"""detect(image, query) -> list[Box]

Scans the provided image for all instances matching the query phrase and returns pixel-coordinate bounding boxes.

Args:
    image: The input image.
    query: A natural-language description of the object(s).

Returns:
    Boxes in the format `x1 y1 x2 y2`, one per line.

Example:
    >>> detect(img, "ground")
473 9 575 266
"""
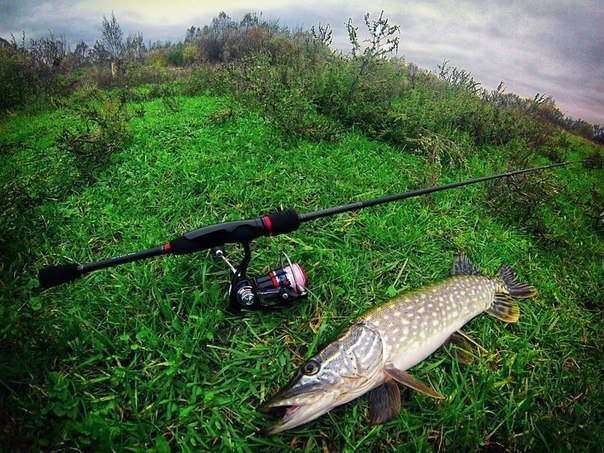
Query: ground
0 93 602 450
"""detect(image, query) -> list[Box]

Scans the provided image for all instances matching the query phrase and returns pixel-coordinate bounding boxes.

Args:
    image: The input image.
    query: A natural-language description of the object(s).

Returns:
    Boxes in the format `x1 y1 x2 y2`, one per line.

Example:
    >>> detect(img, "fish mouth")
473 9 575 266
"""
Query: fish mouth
259 403 301 429
260 400 330 435
259 388 335 435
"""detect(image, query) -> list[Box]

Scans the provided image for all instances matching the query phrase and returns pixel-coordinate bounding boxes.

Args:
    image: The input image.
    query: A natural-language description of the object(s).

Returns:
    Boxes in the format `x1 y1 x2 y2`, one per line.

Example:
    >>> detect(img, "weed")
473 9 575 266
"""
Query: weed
583 150 604 170
56 95 131 179
158 85 182 113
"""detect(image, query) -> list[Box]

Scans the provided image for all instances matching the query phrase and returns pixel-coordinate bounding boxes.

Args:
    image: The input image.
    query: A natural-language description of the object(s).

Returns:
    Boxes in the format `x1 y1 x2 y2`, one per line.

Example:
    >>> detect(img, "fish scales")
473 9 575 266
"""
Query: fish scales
261 255 537 434
361 275 501 370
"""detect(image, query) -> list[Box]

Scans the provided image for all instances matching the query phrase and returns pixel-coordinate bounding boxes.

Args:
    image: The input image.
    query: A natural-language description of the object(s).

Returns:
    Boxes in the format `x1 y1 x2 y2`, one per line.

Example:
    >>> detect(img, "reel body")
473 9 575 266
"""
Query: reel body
213 244 308 310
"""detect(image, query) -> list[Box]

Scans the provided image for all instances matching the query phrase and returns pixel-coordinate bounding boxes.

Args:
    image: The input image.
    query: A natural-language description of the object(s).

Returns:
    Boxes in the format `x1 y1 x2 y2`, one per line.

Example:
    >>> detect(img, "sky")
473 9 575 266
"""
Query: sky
1 0 603 125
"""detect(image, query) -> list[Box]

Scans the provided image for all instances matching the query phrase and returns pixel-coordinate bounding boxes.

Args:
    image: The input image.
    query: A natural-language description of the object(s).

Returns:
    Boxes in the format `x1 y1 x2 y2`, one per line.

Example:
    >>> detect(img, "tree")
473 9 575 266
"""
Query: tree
29 32 67 70
73 40 89 67
101 13 124 60
185 26 200 42
89 39 110 64
125 32 146 62
197 12 236 62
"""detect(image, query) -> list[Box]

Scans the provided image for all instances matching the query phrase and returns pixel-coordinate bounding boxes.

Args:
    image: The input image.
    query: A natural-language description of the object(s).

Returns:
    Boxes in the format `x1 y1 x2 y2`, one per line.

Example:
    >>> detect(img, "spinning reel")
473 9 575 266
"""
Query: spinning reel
213 243 308 310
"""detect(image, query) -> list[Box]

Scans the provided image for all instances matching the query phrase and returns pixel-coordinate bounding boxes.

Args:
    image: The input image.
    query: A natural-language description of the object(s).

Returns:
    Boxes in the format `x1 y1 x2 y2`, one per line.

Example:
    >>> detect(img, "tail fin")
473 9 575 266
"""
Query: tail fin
497 264 538 298
488 293 520 322
486 264 537 323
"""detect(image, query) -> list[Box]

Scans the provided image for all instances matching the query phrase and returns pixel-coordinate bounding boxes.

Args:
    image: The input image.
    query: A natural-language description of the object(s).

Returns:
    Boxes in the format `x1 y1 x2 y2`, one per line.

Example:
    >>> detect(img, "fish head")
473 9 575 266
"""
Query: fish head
260 323 384 434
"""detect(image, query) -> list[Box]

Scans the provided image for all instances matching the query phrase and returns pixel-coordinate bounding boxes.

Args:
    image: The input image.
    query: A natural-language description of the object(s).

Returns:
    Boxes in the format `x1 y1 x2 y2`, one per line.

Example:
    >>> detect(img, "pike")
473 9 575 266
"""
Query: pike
260 255 537 434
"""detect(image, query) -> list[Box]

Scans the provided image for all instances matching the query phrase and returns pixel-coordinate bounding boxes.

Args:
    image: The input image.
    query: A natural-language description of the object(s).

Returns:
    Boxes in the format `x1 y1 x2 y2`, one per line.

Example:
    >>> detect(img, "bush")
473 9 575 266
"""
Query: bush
56 94 131 179
123 63 171 85
147 49 167 67
0 44 36 109
166 47 184 66
183 44 201 65
182 64 226 96
304 14 413 144
226 52 338 141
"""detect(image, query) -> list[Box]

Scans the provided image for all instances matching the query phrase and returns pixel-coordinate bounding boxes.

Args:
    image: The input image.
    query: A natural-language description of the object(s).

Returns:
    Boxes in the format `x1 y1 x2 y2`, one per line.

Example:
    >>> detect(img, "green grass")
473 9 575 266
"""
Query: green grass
1 92 602 451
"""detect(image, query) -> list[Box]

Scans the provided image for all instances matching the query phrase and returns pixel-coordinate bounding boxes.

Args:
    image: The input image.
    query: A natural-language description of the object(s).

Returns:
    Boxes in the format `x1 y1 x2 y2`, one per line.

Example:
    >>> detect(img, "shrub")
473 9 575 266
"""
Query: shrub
226 52 338 141
147 49 167 67
56 94 131 179
0 42 37 109
183 44 201 65
123 63 171 85
182 64 226 96
166 47 184 66
309 13 410 143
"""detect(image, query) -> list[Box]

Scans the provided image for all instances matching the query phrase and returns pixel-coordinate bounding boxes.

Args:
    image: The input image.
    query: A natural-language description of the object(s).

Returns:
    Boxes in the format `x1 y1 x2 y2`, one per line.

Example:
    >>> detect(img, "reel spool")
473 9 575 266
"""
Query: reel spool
213 244 308 310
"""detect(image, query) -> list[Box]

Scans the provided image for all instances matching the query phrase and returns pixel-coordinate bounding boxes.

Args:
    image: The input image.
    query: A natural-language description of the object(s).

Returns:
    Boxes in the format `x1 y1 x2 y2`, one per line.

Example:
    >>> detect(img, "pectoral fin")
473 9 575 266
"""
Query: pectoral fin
444 329 488 365
445 331 476 365
367 378 401 425
383 363 445 399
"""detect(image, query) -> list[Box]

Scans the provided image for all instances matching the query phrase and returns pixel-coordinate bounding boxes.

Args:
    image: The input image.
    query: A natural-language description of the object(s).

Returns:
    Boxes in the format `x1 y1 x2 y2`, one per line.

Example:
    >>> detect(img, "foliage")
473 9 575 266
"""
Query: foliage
182 64 226 96
226 52 338 141
0 41 36 108
55 92 131 179
124 32 146 62
100 13 124 60
166 46 184 66
183 44 201 65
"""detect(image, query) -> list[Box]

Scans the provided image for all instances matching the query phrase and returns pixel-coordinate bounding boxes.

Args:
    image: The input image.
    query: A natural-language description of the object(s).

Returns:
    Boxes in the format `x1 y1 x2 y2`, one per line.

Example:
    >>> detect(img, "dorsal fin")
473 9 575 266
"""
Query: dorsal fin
452 254 481 276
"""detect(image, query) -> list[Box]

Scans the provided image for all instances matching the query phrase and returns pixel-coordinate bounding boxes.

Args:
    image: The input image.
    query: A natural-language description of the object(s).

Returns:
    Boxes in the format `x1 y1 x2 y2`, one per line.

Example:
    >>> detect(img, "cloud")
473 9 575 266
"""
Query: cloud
0 0 602 124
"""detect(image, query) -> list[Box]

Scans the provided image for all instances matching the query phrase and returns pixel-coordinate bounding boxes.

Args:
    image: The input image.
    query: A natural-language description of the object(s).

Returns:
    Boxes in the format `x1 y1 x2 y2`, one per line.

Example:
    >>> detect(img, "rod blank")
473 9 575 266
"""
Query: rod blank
298 161 578 222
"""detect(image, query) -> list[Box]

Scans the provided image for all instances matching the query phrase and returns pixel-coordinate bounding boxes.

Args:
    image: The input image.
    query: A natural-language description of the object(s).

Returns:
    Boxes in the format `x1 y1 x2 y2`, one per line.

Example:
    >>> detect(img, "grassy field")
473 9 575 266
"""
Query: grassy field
1 87 602 451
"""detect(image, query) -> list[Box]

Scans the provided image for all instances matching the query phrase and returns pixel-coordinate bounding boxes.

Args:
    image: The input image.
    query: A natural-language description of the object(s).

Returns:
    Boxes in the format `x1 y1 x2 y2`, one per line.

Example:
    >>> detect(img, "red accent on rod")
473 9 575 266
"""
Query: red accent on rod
163 243 171 252
263 216 273 235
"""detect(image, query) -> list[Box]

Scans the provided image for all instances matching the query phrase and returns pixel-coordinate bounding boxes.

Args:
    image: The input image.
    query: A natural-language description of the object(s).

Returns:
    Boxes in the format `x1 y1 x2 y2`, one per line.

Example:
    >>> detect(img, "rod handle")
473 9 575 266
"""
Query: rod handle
168 210 300 255
39 264 83 288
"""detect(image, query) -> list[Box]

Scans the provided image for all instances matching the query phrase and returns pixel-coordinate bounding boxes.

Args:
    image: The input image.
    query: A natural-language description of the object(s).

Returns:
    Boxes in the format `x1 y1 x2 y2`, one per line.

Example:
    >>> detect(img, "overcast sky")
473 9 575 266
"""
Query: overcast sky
1 0 602 125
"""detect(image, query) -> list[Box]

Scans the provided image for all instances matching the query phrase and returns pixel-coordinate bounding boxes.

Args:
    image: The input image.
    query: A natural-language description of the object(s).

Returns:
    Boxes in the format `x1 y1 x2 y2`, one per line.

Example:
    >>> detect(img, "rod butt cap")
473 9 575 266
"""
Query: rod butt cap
39 264 82 288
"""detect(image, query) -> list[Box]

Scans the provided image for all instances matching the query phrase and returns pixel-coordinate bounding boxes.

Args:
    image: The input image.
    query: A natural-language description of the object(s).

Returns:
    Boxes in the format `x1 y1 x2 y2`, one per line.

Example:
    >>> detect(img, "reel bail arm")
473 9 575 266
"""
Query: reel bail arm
212 243 308 311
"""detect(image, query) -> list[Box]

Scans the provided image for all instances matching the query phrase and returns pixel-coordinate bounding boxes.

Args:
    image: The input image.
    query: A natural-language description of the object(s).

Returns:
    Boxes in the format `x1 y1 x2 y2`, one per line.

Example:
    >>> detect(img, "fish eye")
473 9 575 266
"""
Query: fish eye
302 359 320 376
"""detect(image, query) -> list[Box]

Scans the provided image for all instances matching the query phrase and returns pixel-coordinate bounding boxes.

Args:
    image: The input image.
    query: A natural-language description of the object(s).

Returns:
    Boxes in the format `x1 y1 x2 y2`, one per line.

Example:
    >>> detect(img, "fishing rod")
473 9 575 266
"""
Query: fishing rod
39 160 579 310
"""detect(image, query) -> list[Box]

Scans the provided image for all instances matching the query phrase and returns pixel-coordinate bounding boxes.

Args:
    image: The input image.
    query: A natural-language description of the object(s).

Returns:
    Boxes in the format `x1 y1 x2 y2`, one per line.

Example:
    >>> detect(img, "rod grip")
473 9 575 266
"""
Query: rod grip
39 264 82 288
168 210 300 255
265 209 300 235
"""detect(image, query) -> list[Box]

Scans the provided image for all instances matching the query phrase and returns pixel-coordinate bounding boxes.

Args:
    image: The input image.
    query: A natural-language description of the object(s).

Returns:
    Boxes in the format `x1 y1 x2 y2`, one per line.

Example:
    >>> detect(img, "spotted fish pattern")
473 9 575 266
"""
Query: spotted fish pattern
261 255 537 434
362 274 505 372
